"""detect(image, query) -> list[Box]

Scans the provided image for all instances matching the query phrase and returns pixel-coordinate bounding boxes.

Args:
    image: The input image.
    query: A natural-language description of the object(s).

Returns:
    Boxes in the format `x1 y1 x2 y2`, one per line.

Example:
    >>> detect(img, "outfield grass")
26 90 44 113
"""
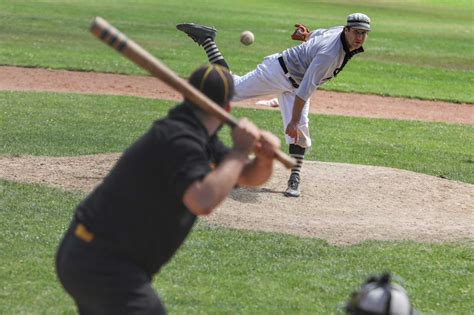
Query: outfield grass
0 0 473 103
2 91 473 184
1 1 473 314
1 180 472 314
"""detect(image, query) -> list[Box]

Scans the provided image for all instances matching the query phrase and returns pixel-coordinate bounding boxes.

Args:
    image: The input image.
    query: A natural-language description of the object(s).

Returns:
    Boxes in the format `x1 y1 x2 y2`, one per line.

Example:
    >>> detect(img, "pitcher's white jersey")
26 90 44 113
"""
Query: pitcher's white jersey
283 26 363 101
232 26 364 147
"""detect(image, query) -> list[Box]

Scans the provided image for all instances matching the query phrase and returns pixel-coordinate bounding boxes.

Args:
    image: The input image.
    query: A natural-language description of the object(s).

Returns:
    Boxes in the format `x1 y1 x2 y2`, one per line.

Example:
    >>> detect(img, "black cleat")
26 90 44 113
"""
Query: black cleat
176 23 217 46
284 174 301 197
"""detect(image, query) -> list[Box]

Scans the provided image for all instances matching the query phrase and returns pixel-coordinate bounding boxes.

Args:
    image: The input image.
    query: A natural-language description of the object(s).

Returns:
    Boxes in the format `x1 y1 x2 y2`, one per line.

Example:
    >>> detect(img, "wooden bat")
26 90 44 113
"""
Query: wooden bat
90 17 296 168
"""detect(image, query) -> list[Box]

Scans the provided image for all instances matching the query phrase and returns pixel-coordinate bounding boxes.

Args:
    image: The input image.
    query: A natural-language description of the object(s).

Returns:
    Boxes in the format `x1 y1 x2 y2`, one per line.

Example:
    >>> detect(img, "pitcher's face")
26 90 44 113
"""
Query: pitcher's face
345 27 368 51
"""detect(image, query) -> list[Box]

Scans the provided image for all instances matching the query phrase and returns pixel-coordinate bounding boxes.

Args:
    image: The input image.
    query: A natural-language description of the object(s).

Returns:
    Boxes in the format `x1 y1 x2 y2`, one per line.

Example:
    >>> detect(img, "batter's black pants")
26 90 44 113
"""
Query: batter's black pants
55 220 166 315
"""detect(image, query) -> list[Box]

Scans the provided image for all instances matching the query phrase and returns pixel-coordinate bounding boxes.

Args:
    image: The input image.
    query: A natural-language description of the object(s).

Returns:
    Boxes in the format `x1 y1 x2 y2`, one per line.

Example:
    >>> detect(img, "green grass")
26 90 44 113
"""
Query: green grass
1 1 473 313
2 91 473 183
0 0 473 102
1 180 472 314
315 116 473 183
0 91 173 156
0 181 83 315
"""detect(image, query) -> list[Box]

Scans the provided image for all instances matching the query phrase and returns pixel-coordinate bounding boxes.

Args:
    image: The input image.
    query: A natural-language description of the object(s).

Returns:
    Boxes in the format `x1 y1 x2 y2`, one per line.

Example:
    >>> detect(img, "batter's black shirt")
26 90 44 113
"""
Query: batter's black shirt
75 103 230 275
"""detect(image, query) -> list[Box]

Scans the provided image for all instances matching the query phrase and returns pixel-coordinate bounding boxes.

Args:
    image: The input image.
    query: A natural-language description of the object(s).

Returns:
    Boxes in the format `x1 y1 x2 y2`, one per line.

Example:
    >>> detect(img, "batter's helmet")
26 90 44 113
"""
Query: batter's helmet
187 64 234 107
338 273 419 315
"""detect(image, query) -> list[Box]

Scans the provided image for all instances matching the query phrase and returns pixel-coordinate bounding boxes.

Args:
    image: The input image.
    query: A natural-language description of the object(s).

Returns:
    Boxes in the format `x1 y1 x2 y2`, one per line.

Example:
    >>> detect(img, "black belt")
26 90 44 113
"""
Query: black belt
278 56 299 88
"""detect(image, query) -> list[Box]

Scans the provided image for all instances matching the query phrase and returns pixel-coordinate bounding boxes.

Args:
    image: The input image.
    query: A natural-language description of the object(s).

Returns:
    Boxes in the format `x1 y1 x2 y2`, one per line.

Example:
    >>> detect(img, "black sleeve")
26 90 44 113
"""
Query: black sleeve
167 135 212 201
208 135 231 165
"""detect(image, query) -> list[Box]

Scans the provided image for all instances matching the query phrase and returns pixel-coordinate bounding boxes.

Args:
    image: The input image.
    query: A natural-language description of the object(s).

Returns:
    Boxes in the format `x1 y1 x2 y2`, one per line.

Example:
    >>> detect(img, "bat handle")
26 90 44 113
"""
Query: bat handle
274 149 297 168
227 120 297 168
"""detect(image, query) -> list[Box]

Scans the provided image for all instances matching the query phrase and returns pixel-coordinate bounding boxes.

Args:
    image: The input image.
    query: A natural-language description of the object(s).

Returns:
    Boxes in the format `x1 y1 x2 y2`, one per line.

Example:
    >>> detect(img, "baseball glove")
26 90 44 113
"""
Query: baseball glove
291 23 310 41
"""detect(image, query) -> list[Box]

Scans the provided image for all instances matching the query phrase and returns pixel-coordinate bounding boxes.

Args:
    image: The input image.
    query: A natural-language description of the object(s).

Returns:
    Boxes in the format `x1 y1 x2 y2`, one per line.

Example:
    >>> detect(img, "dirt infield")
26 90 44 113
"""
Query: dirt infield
1 66 473 124
1 66 473 245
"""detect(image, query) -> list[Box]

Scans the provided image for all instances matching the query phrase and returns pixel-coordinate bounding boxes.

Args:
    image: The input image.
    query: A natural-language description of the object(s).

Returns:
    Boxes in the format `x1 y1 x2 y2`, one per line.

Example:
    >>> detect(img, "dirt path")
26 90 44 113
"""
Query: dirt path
1 66 473 245
1 66 472 124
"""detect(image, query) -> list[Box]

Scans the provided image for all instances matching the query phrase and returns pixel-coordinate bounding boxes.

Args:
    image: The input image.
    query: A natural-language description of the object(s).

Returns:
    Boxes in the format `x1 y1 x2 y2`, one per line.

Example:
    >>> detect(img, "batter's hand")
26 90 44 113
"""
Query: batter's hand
285 120 299 142
254 131 281 160
291 23 310 41
232 118 260 155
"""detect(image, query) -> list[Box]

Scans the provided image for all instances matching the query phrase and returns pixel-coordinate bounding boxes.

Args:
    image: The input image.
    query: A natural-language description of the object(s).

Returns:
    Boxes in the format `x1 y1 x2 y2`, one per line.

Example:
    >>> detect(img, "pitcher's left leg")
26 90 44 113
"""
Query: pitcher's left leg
176 23 229 69
278 92 311 197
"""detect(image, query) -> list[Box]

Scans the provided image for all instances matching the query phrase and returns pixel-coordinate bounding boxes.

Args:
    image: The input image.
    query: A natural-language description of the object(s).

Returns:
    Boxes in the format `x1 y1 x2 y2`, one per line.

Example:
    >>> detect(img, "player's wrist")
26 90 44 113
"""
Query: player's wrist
254 153 274 166
229 148 251 162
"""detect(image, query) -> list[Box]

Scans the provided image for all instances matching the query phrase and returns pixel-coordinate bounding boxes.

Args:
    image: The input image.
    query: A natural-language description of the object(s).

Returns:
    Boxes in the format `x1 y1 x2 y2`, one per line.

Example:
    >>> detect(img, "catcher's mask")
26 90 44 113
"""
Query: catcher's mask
338 273 419 315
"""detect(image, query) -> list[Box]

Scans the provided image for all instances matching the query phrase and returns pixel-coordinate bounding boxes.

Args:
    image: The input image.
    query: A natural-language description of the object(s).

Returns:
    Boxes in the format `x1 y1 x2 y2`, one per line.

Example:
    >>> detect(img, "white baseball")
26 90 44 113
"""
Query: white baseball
240 31 254 46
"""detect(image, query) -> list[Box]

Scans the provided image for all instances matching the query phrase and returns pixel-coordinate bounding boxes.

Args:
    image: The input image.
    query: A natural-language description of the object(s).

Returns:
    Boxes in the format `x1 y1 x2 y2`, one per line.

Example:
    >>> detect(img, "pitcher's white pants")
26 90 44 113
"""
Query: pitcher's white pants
231 53 311 148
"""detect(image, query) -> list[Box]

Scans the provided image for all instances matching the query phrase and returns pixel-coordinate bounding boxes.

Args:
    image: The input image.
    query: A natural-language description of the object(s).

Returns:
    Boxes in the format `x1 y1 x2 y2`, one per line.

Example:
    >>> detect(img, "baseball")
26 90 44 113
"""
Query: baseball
240 31 254 46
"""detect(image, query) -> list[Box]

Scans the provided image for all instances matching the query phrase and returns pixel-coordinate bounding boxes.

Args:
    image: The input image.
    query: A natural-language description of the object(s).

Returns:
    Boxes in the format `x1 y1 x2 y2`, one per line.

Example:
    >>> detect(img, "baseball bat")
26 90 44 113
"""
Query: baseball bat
90 17 296 169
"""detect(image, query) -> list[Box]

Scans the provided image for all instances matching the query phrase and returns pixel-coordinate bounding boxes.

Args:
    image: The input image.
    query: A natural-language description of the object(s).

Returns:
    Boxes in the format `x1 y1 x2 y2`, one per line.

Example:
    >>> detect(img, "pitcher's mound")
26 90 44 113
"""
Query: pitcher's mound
211 162 473 244
0 154 472 244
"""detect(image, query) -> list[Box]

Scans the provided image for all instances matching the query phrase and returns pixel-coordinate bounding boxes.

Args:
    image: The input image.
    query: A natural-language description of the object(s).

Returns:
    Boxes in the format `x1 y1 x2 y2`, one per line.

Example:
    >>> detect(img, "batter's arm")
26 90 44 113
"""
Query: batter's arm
183 118 264 215
183 150 250 215
238 131 280 187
